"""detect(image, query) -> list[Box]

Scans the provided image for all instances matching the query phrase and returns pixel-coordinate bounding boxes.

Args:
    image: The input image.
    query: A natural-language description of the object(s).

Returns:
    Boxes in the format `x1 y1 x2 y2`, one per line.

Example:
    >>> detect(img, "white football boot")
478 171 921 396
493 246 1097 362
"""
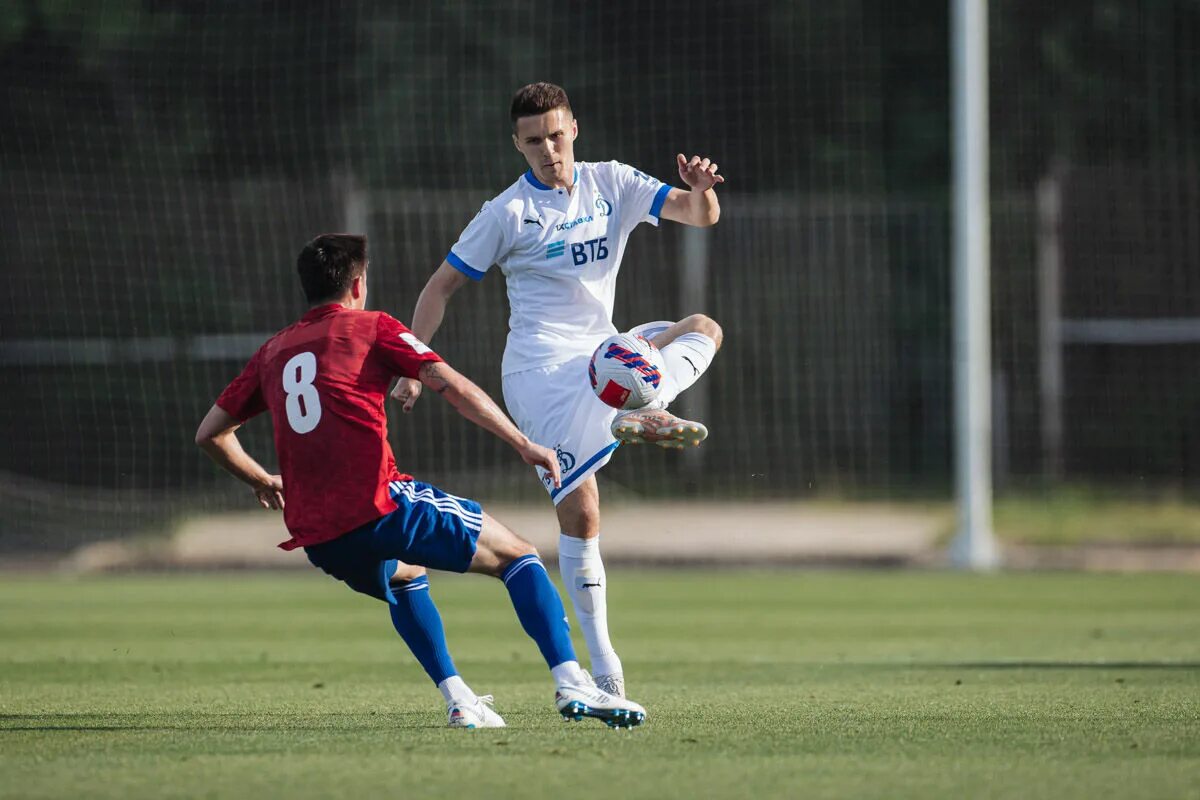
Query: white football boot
594 672 626 699
556 671 646 729
447 694 506 729
612 408 708 450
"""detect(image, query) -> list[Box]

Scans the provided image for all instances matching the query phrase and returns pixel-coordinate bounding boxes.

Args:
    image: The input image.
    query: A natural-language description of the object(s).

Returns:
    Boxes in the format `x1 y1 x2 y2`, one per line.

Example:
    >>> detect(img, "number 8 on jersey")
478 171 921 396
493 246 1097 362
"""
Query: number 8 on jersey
283 351 322 434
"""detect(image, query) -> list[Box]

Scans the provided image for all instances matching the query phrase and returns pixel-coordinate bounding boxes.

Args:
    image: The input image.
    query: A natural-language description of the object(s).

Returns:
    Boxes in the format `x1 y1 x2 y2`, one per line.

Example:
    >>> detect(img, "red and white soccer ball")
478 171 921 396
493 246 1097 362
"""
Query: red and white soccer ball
588 333 664 410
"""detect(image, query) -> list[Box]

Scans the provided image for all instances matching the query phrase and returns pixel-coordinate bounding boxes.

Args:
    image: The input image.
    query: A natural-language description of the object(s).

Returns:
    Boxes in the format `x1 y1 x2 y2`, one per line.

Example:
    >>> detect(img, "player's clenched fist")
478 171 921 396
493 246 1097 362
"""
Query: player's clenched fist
677 153 724 192
391 376 423 412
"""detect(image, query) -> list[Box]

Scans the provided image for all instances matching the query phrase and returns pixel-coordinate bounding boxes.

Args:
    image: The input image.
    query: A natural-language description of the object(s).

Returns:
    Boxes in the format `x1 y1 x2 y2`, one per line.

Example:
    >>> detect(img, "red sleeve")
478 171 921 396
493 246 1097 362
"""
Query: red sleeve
215 350 268 421
373 314 443 378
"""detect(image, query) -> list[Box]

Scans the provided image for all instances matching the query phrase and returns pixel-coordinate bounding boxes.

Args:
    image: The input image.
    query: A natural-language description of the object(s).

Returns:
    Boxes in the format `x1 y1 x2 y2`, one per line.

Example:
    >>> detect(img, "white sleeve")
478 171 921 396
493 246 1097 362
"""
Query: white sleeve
610 161 673 234
446 202 508 281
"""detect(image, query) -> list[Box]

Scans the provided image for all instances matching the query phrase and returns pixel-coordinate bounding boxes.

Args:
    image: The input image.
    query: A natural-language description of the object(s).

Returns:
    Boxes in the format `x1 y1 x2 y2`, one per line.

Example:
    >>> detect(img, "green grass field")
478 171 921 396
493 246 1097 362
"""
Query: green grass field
1 570 1198 799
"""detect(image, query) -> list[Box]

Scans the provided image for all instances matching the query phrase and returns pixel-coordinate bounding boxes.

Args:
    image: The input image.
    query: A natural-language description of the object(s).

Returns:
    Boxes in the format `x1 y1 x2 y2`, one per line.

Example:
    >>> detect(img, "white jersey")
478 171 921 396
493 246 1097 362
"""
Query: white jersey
446 160 671 376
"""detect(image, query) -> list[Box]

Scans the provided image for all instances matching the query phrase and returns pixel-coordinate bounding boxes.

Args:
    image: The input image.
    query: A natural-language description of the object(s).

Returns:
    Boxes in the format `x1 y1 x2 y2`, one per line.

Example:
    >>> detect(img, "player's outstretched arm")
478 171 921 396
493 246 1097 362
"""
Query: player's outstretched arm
660 153 723 227
195 405 285 510
410 261 471 343
391 261 472 413
417 360 561 488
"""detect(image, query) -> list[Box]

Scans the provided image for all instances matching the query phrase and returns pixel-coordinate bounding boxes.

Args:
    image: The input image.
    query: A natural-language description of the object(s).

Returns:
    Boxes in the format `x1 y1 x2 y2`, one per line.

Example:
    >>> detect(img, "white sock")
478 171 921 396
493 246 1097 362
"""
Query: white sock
550 660 587 686
557 533 624 678
437 675 473 704
656 332 717 406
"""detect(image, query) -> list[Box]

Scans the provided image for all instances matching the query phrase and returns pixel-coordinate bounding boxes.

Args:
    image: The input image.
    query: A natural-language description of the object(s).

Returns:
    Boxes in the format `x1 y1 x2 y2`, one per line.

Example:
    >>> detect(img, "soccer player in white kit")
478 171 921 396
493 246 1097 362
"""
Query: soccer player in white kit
392 83 724 700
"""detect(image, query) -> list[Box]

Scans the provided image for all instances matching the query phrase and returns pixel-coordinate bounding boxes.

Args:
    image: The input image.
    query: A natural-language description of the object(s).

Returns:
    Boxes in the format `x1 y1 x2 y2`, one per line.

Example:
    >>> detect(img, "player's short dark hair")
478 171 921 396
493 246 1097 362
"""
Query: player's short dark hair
296 234 368 304
510 82 572 128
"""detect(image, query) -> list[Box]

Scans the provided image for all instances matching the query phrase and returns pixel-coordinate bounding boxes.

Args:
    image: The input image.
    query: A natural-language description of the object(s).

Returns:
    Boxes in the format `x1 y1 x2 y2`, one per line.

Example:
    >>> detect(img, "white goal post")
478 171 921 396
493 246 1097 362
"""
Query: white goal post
949 0 999 570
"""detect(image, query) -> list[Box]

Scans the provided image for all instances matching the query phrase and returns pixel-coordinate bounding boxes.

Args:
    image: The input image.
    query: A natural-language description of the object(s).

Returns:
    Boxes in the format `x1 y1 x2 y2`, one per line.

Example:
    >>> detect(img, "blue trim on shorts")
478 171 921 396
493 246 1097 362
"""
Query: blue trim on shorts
304 481 482 604
550 441 620 501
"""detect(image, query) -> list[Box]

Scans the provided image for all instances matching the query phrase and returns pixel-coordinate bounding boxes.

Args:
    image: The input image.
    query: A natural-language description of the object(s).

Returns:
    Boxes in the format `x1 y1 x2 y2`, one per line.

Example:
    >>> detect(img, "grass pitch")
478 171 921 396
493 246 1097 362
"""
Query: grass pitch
1 570 1197 799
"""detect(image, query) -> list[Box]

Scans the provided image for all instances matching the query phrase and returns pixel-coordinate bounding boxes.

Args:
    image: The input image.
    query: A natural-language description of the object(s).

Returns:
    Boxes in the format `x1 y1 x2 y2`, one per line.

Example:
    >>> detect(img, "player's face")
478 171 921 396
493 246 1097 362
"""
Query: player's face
512 108 577 188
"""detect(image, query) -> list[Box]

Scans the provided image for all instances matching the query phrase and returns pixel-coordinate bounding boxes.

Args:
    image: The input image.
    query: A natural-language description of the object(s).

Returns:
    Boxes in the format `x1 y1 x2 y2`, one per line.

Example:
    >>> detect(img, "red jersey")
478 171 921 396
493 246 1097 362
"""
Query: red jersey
216 304 442 550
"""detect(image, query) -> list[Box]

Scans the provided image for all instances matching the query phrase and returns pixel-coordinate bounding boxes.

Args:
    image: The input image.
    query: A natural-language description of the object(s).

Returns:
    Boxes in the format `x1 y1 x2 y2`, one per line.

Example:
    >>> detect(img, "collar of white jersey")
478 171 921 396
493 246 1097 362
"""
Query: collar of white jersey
523 165 581 191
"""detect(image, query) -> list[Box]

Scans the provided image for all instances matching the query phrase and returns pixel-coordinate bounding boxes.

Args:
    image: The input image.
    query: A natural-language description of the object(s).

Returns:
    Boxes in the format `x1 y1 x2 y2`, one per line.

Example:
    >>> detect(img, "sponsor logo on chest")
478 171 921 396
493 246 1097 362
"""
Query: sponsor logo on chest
530 187 614 266
543 236 609 266
556 214 593 232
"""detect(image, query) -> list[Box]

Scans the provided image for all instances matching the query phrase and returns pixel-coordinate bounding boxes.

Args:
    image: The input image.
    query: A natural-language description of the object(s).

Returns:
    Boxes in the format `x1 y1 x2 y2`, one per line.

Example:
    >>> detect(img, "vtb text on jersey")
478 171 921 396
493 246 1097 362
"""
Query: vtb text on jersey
445 161 671 376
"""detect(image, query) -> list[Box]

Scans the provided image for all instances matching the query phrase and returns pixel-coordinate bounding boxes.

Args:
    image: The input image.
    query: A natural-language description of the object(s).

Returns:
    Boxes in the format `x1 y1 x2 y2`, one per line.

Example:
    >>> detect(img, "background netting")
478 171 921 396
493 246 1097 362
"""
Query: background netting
1 0 1198 551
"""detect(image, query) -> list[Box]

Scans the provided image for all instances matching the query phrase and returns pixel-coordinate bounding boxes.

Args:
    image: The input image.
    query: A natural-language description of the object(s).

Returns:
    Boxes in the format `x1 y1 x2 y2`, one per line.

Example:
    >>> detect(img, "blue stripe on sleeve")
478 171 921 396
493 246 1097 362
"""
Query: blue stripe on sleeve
446 250 486 281
649 183 672 219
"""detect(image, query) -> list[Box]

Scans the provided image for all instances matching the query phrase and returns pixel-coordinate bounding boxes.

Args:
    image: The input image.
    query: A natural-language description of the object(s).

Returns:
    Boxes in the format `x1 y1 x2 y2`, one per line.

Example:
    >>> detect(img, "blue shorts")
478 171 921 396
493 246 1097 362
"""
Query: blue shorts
304 480 483 605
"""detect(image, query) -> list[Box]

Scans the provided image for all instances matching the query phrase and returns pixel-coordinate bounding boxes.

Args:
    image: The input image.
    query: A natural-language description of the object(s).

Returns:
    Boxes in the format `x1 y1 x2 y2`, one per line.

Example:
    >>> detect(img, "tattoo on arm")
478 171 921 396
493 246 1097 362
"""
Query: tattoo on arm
419 361 450 394
415 360 523 448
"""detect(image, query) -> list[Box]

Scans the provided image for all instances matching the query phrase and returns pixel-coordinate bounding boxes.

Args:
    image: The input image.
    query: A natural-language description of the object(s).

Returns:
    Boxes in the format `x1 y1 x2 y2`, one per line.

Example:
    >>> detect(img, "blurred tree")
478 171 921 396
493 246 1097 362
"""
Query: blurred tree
3 0 1197 191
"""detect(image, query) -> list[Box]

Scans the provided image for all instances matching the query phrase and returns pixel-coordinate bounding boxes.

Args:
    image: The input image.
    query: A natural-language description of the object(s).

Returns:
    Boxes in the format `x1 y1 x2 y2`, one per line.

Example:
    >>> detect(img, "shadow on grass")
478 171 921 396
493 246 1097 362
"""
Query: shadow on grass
4 726 186 732
0 711 444 732
913 661 1200 670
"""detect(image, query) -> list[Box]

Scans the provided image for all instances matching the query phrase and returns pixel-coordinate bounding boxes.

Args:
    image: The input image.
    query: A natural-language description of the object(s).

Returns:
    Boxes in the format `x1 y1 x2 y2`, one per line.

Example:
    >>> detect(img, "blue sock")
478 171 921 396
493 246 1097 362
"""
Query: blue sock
501 554 577 668
388 576 458 684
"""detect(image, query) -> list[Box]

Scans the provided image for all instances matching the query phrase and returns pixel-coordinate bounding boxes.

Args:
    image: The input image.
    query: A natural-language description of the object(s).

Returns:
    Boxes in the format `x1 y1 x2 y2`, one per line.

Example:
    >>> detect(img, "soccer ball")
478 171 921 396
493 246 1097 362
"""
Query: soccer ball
588 333 663 410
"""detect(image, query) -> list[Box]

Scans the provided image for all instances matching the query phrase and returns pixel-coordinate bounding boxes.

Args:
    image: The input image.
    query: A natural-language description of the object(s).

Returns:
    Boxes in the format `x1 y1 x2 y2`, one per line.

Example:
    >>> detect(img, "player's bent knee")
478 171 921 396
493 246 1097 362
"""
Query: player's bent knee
682 313 723 348
470 513 540 578
499 538 538 565
389 562 427 584
706 318 724 349
699 316 723 348
555 478 601 538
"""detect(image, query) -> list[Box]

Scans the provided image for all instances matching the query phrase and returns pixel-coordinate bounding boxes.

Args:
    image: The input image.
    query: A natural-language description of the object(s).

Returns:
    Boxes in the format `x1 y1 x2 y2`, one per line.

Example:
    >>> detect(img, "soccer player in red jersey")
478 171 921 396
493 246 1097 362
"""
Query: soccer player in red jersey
195 234 645 729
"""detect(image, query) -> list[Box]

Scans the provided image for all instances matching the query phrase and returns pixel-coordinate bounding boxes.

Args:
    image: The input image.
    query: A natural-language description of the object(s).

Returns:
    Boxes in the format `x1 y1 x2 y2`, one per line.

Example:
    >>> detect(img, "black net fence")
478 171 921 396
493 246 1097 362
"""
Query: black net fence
1 0 1198 551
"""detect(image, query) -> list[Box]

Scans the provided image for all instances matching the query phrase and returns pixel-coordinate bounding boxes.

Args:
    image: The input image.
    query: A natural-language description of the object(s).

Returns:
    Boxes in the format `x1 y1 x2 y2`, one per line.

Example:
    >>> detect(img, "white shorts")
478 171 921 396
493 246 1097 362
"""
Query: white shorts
502 321 675 504
503 355 618 504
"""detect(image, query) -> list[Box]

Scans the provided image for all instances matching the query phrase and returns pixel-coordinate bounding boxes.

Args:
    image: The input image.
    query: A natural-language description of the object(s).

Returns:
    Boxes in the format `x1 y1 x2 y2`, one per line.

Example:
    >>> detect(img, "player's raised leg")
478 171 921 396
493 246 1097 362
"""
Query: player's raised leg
467 509 646 728
646 313 723 394
613 314 723 448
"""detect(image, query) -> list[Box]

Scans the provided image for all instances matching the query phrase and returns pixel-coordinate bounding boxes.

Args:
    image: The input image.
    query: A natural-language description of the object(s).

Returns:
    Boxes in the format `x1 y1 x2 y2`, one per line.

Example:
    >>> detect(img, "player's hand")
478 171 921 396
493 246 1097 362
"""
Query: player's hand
677 153 724 192
391 377 423 412
254 475 285 511
518 440 561 489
